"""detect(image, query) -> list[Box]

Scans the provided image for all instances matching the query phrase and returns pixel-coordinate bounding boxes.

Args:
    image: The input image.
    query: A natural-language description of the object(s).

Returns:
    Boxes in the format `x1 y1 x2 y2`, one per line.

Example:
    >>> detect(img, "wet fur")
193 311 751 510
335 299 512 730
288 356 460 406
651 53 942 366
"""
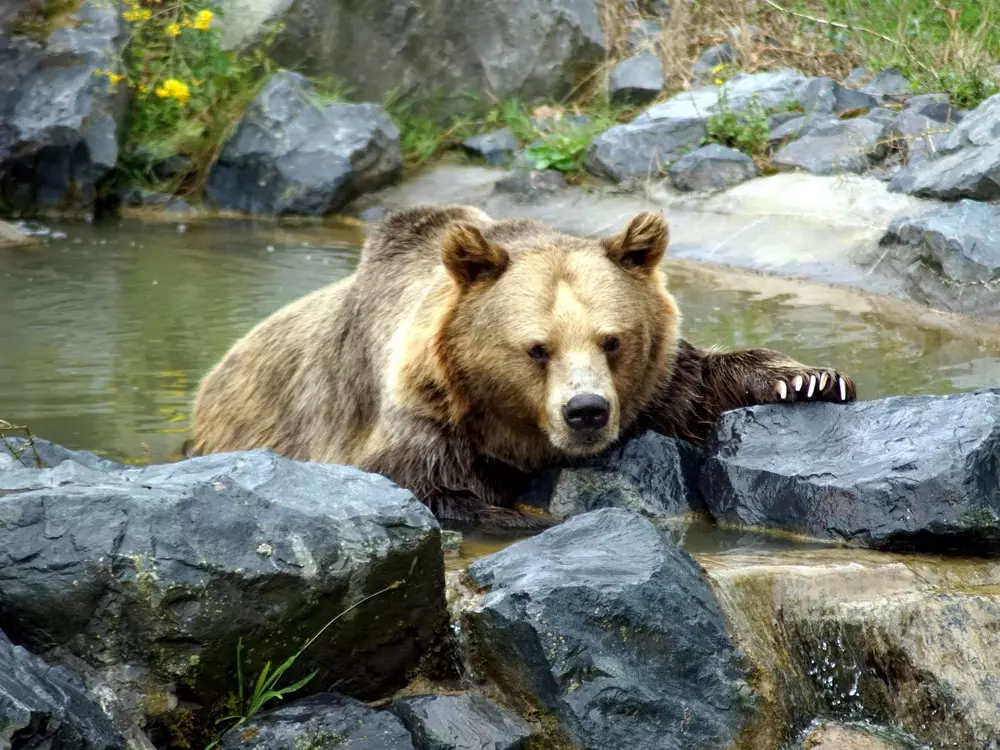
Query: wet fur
189 205 855 530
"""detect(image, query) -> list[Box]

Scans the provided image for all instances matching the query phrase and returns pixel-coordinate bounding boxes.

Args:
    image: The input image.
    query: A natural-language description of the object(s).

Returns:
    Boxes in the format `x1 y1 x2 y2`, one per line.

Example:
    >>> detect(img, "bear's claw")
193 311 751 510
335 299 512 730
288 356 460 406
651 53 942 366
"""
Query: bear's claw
766 369 855 405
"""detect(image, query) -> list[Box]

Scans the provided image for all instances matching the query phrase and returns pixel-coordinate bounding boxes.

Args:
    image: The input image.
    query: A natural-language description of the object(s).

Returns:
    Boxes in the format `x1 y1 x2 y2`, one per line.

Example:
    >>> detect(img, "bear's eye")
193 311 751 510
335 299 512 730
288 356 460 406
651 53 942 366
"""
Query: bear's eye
527 343 550 364
601 336 621 355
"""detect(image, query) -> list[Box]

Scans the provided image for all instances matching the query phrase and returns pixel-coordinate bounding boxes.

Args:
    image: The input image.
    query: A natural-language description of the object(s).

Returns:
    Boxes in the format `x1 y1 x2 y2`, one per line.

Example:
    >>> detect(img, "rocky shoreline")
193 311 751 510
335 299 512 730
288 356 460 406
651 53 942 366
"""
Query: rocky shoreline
3 388 1000 748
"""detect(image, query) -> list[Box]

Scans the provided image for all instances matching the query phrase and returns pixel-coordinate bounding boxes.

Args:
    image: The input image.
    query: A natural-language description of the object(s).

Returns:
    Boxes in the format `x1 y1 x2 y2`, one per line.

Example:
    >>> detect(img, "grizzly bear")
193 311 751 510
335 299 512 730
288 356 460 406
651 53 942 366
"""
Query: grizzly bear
188 205 856 528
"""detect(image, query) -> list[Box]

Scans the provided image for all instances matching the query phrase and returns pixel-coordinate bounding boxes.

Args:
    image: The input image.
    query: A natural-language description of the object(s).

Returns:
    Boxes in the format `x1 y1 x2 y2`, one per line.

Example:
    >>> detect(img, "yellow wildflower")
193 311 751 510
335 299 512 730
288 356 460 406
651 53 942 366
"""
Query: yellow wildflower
123 7 151 21
166 22 182 37
181 15 191 26
192 8 214 30
154 78 190 105
714 77 724 85
107 72 123 85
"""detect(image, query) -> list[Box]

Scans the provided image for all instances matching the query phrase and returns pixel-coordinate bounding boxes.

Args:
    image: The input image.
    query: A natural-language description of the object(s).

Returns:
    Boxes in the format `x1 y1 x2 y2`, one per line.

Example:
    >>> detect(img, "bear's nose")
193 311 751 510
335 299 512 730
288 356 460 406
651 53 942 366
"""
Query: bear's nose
562 393 610 432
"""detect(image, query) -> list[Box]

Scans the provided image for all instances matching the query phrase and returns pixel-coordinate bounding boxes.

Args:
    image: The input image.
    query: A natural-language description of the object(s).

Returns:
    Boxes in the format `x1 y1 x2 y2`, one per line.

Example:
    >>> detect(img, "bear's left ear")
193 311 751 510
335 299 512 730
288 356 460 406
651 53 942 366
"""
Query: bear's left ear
601 211 668 275
442 222 510 287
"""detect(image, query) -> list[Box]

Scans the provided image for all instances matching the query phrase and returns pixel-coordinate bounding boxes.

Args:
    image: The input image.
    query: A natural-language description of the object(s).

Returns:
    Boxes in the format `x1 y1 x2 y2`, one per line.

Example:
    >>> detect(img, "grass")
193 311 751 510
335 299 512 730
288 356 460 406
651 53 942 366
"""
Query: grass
0 419 44 468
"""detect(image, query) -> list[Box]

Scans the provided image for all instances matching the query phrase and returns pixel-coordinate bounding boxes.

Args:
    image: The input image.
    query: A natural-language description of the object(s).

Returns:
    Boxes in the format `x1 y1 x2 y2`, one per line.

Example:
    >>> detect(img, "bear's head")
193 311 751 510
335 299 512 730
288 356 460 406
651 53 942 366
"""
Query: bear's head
434 211 679 465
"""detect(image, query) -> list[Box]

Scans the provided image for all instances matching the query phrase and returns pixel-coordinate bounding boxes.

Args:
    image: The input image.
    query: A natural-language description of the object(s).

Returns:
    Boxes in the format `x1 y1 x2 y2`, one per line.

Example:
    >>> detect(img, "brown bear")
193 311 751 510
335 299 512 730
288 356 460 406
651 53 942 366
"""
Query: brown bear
188 205 856 528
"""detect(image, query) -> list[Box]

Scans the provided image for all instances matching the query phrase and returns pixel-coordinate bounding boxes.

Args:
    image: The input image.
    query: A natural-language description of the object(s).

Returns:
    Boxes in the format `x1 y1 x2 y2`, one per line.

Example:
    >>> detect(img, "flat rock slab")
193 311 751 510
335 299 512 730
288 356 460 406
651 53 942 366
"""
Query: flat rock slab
773 111 896 175
668 143 759 192
391 693 535 750
220 693 414 749
700 390 1000 554
0 448 447 736
462 508 756 749
889 141 1000 201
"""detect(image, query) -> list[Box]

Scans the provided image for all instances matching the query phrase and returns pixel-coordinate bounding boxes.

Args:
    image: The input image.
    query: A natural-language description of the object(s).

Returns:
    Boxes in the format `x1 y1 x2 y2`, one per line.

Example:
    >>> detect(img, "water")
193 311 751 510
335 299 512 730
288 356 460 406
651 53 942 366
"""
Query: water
3 215 1000 464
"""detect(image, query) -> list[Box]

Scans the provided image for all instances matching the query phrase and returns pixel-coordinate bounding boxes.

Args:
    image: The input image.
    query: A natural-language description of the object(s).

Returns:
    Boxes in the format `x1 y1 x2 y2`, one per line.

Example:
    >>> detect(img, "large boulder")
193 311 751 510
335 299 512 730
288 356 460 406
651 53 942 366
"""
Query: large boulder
460 508 757 749
887 141 1000 201
220 0 607 120
880 200 1000 284
0 629 139 749
798 77 879 114
206 70 401 216
940 93 1000 152
391 693 536 750
700 390 1000 554
0 0 126 217
890 109 956 164
772 109 897 175
0 448 448 740
608 51 664 106
668 143 759 192
220 693 415 749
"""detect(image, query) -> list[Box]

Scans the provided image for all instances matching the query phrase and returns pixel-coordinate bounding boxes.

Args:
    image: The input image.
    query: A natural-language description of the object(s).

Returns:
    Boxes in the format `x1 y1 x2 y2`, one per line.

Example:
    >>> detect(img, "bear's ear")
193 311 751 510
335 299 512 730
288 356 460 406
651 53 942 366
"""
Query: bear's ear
601 211 669 275
441 222 510 286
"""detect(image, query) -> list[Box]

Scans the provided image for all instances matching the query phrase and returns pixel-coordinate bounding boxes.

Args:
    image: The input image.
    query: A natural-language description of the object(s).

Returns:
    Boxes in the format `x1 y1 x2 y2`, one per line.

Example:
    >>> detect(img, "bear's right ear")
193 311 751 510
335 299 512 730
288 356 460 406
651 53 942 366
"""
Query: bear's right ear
441 223 509 287
601 211 669 275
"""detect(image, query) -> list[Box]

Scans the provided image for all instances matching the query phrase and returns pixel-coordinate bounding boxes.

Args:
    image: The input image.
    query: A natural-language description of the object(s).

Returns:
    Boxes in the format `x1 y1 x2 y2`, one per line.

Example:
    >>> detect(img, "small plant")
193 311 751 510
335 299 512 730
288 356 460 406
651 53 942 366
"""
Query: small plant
705 91 771 159
936 67 1000 109
0 419 43 468
205 580 403 749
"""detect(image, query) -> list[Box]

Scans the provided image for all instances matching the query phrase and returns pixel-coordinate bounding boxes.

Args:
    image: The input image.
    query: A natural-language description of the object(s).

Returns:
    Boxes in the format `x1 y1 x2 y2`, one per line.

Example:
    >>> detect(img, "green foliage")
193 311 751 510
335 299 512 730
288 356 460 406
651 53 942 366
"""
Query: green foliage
935 67 1000 109
705 92 771 159
525 129 594 172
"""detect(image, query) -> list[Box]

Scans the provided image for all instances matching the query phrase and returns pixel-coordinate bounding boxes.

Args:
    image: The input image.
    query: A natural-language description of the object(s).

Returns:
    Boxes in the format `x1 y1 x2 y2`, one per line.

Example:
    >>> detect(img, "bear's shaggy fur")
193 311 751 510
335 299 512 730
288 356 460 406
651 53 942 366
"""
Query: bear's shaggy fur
189 205 856 527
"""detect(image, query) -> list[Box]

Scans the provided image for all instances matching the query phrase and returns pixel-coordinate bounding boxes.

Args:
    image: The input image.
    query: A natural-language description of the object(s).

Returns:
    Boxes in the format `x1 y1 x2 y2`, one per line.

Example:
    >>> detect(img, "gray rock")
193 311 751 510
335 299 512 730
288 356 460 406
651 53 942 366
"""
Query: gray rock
862 67 912 100
888 141 1000 200
902 92 958 122
890 110 954 163
773 110 896 175
767 113 837 146
206 71 400 216
0 628 132 749
461 128 518 166
844 67 871 86
798 77 879 114
882 200 1000 283
692 43 737 79
530 113 591 133
700 390 1000 554
625 19 663 54
941 93 1000 152
609 51 664 106
391 693 535 750
668 143 759 192
0 448 447 736
220 693 415 750
766 110 804 129
462 508 757 749
0 435 123 471
0 0 126 217
228 0 607 120
494 169 567 199
520 431 703 521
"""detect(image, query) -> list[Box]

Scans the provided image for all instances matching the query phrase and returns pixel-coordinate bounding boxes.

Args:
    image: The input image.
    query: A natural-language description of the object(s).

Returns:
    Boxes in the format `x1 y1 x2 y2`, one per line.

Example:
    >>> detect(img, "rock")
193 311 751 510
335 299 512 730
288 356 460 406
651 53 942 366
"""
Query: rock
799 77 879 115
668 143 759 192
692 43 737 80
0 448 447 737
0 0 126 217
772 110 896 175
844 67 871 87
625 19 663 54
224 0 607 120
609 51 664 106
862 67 912 100
767 110 804 129
941 93 1000 152
0 219 32 247
520 431 703 521
700 390 1000 554
205 70 400 216
798 720 922 749
530 112 591 133
0 629 131 749
0 435 123 471
902 93 960 123
888 141 1000 200
881 200 1000 283
391 693 535 750
494 169 567 199
461 128 519 166
767 113 837 147
890 110 954 163
220 693 415 749
461 508 756 749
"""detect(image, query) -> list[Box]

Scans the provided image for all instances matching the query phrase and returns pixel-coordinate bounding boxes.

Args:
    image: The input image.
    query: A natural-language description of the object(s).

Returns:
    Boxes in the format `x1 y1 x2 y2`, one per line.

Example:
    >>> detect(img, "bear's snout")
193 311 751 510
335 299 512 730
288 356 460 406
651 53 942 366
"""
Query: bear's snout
562 393 610 432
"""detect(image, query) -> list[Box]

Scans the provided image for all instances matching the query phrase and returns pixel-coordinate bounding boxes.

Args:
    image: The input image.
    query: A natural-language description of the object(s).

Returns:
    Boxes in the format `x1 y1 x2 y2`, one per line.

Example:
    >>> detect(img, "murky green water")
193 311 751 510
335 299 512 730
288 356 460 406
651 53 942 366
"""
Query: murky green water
3 215 1000 464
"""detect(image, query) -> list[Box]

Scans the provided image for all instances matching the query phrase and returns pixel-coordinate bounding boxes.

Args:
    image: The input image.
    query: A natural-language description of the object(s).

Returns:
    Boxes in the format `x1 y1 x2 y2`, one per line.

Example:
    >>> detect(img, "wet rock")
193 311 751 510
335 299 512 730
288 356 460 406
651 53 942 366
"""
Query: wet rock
391 693 535 750
772 110 896 175
220 693 415 750
520 431 703 521
461 128 519 166
0 629 131 749
0 0 126 217
205 70 401 216
700 389 1000 554
940 93 1000 152
0 219 32 247
0 448 447 735
888 141 1000 200
223 0 607 120
625 19 663 54
692 43 737 80
461 508 757 749
609 51 664 106
668 143 759 192
881 200 1000 283
862 67 912 101
0 435 123 471
494 169 567 199
799 77 879 115
890 110 954 163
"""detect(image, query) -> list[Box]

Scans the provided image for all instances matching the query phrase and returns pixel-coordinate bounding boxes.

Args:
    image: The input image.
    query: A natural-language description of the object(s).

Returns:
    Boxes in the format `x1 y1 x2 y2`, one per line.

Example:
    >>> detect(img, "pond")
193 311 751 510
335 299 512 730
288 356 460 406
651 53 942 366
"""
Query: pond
3 215 1000 465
